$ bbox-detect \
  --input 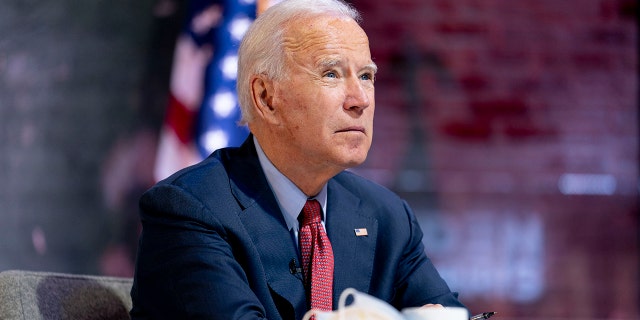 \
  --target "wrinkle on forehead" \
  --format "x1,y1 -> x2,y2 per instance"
281,16 -> 369,57
282,32 -> 335,53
